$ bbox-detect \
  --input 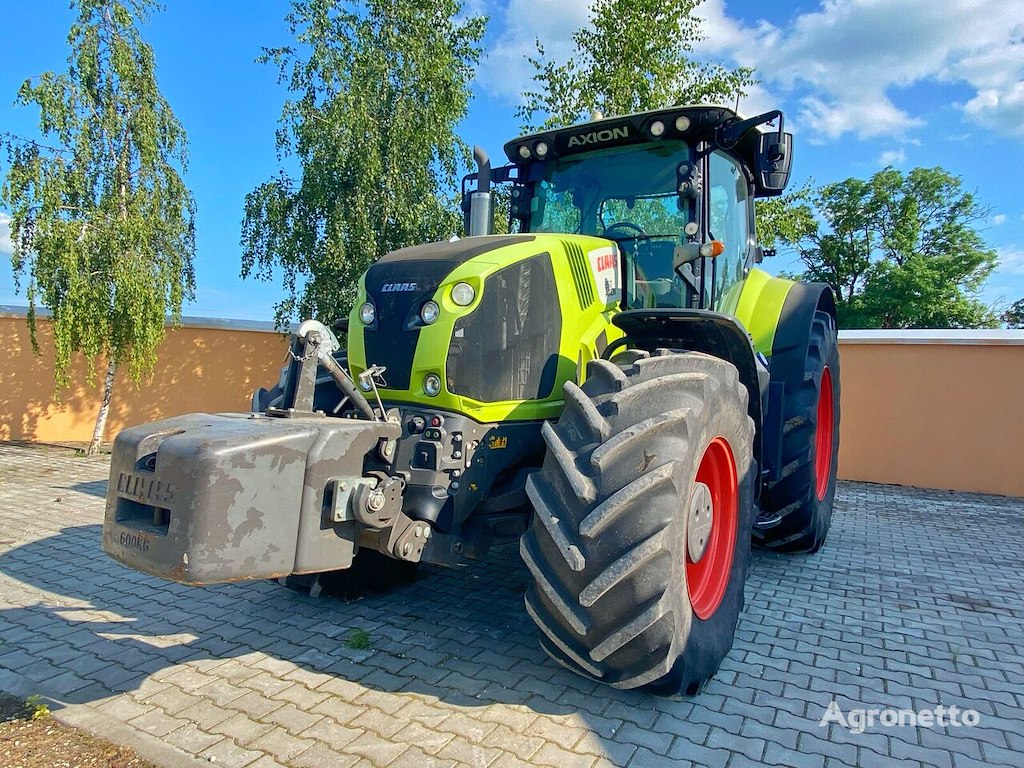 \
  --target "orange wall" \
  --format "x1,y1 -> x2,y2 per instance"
837,339 -> 1024,497
0,315 -> 288,444
2,314 -> 1022,496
